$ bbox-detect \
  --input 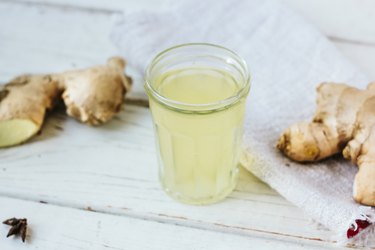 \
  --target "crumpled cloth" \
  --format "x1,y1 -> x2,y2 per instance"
111,0 -> 375,246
